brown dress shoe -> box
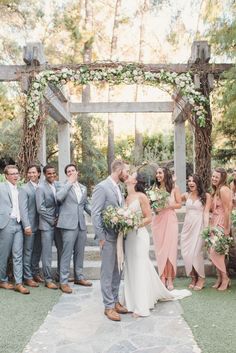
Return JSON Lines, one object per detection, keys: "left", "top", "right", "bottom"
{"left": 104, "top": 308, "right": 121, "bottom": 321}
{"left": 45, "top": 282, "right": 58, "bottom": 290}
{"left": 60, "top": 284, "right": 72, "bottom": 294}
{"left": 24, "top": 279, "right": 39, "bottom": 288}
{"left": 74, "top": 279, "right": 92, "bottom": 287}
{"left": 33, "top": 275, "right": 44, "bottom": 283}
{"left": 115, "top": 302, "right": 128, "bottom": 314}
{"left": 0, "top": 282, "right": 14, "bottom": 290}
{"left": 15, "top": 284, "right": 30, "bottom": 294}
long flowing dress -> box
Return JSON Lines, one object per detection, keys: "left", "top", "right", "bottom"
{"left": 181, "top": 197, "right": 205, "bottom": 278}
{"left": 122, "top": 199, "right": 191, "bottom": 317}
{"left": 209, "top": 196, "right": 227, "bottom": 273}
{"left": 151, "top": 192, "right": 178, "bottom": 277}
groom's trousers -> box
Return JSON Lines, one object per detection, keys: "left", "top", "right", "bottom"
{"left": 100, "top": 239, "right": 121, "bottom": 308}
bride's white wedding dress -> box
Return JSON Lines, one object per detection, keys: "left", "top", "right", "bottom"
{"left": 122, "top": 198, "right": 191, "bottom": 317}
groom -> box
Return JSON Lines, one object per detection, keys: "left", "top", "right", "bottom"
{"left": 91, "top": 159, "right": 129, "bottom": 321}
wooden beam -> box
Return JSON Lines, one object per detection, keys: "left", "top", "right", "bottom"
{"left": 44, "top": 87, "right": 71, "bottom": 123}
{"left": 0, "top": 62, "right": 233, "bottom": 82}
{"left": 69, "top": 101, "right": 174, "bottom": 113}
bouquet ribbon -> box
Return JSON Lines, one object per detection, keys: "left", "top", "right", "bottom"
{"left": 117, "top": 231, "right": 124, "bottom": 273}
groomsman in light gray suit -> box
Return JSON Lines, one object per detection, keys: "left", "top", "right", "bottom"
{"left": 57, "top": 164, "right": 92, "bottom": 294}
{"left": 91, "top": 159, "right": 129, "bottom": 321}
{"left": 19, "top": 164, "right": 42, "bottom": 287}
{"left": 36, "top": 165, "right": 61, "bottom": 289}
{"left": 0, "top": 165, "right": 29, "bottom": 294}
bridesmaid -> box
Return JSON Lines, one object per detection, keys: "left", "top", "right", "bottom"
{"left": 230, "top": 167, "right": 236, "bottom": 209}
{"left": 152, "top": 167, "right": 181, "bottom": 290}
{"left": 210, "top": 167, "right": 232, "bottom": 291}
{"left": 181, "top": 174, "right": 211, "bottom": 291}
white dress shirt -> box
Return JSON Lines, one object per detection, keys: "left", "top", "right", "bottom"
{"left": 7, "top": 181, "right": 20, "bottom": 222}
{"left": 73, "top": 182, "right": 82, "bottom": 204}
{"left": 108, "top": 176, "right": 122, "bottom": 205}
{"left": 30, "top": 180, "right": 39, "bottom": 190}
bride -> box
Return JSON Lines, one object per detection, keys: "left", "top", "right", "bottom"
{"left": 122, "top": 172, "right": 191, "bottom": 317}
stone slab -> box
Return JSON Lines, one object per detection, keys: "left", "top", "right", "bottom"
{"left": 23, "top": 281, "right": 201, "bottom": 353}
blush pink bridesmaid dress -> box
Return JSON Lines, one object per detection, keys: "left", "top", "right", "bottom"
{"left": 209, "top": 196, "right": 227, "bottom": 273}
{"left": 181, "top": 197, "right": 205, "bottom": 278}
{"left": 152, "top": 192, "right": 178, "bottom": 278}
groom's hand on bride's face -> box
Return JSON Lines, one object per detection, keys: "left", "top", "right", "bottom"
{"left": 99, "top": 239, "right": 105, "bottom": 249}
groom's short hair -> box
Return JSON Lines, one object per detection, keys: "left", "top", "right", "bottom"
{"left": 111, "top": 159, "right": 125, "bottom": 172}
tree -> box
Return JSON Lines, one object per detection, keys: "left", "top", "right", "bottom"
{"left": 207, "top": 1, "right": 236, "bottom": 163}
{"left": 107, "top": 0, "right": 122, "bottom": 173}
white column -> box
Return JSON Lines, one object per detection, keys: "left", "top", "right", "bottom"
{"left": 174, "top": 121, "right": 186, "bottom": 193}
{"left": 37, "top": 127, "right": 46, "bottom": 173}
{"left": 58, "top": 122, "right": 71, "bottom": 181}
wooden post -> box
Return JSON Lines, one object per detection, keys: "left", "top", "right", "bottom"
{"left": 189, "top": 41, "right": 213, "bottom": 190}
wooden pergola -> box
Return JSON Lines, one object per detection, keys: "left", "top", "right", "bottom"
{"left": 0, "top": 41, "right": 232, "bottom": 191}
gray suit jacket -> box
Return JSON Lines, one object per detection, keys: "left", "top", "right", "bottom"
{"left": 19, "top": 182, "right": 39, "bottom": 232}
{"left": 56, "top": 182, "right": 91, "bottom": 231}
{"left": 36, "top": 181, "right": 59, "bottom": 231}
{"left": 0, "top": 182, "right": 17, "bottom": 229}
{"left": 91, "top": 177, "right": 123, "bottom": 242}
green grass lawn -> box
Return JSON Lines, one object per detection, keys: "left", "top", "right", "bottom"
{"left": 0, "top": 284, "right": 61, "bottom": 353}
{"left": 175, "top": 277, "right": 236, "bottom": 353}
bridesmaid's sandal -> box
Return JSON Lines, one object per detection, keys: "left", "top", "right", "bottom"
{"left": 212, "top": 278, "right": 222, "bottom": 289}
{"left": 193, "top": 278, "right": 205, "bottom": 291}
{"left": 167, "top": 278, "right": 174, "bottom": 291}
{"left": 217, "top": 279, "right": 231, "bottom": 291}
{"left": 188, "top": 276, "right": 197, "bottom": 289}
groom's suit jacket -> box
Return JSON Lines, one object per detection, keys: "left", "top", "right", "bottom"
{"left": 56, "top": 182, "right": 91, "bottom": 230}
{"left": 91, "top": 177, "right": 123, "bottom": 242}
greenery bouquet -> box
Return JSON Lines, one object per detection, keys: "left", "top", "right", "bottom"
{"left": 103, "top": 205, "right": 141, "bottom": 239}
{"left": 201, "top": 226, "right": 233, "bottom": 256}
{"left": 232, "top": 210, "right": 236, "bottom": 227}
{"left": 146, "top": 186, "right": 169, "bottom": 213}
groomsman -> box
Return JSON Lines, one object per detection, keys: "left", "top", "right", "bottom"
{"left": 0, "top": 165, "right": 30, "bottom": 294}
{"left": 36, "top": 165, "right": 61, "bottom": 289}
{"left": 19, "top": 164, "right": 42, "bottom": 287}
{"left": 57, "top": 164, "right": 92, "bottom": 294}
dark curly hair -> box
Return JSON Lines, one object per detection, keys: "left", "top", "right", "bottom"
{"left": 134, "top": 173, "right": 146, "bottom": 194}
{"left": 155, "top": 167, "right": 173, "bottom": 194}
{"left": 187, "top": 174, "right": 206, "bottom": 205}
{"left": 212, "top": 167, "right": 228, "bottom": 197}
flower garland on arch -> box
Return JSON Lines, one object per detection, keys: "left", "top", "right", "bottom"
{"left": 26, "top": 64, "right": 208, "bottom": 128}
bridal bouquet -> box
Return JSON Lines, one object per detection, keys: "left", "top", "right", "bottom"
{"left": 146, "top": 186, "right": 169, "bottom": 213}
{"left": 103, "top": 205, "right": 141, "bottom": 239}
{"left": 201, "top": 226, "right": 233, "bottom": 256}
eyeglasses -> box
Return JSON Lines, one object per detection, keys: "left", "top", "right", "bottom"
{"left": 7, "top": 173, "right": 19, "bottom": 176}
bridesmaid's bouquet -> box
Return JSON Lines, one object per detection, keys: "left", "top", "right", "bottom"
{"left": 232, "top": 210, "right": 236, "bottom": 227}
{"left": 103, "top": 205, "right": 141, "bottom": 239}
{"left": 146, "top": 186, "right": 169, "bottom": 213}
{"left": 201, "top": 226, "right": 233, "bottom": 256}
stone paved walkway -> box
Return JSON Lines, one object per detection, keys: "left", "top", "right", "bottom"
{"left": 23, "top": 281, "right": 201, "bottom": 353}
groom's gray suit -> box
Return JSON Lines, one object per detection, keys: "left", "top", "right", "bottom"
{"left": 91, "top": 177, "right": 123, "bottom": 309}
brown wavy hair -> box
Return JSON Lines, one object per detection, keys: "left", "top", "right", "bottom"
{"left": 155, "top": 167, "right": 174, "bottom": 194}
{"left": 187, "top": 174, "right": 206, "bottom": 205}
{"left": 212, "top": 167, "right": 228, "bottom": 197}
